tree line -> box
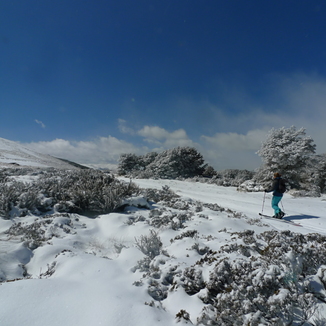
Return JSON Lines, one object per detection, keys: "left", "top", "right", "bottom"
{"left": 118, "top": 126, "right": 326, "bottom": 196}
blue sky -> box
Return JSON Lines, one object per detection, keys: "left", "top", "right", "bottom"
{"left": 1, "top": 1, "right": 326, "bottom": 170}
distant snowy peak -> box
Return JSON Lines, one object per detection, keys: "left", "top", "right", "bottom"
{"left": 0, "top": 137, "right": 84, "bottom": 170}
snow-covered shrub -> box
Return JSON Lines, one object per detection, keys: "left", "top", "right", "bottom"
{"left": 195, "top": 230, "right": 326, "bottom": 325}
{"left": 213, "top": 169, "right": 255, "bottom": 187}
{"left": 175, "top": 309, "right": 192, "bottom": 324}
{"left": 290, "top": 185, "right": 322, "bottom": 197}
{"left": 0, "top": 169, "right": 141, "bottom": 217}
{"left": 185, "top": 169, "right": 255, "bottom": 188}
{"left": 118, "top": 147, "right": 206, "bottom": 179}
{"left": 118, "top": 148, "right": 256, "bottom": 186}
{"left": 0, "top": 180, "right": 28, "bottom": 218}
{"left": 202, "top": 203, "right": 224, "bottom": 212}
{"left": 148, "top": 208, "right": 173, "bottom": 228}
{"left": 147, "top": 279, "right": 168, "bottom": 301}
{"left": 182, "top": 266, "right": 206, "bottom": 295}
{"left": 135, "top": 229, "right": 162, "bottom": 259}
{"left": 147, "top": 147, "right": 206, "bottom": 179}
{"left": 155, "top": 229, "right": 326, "bottom": 325}
{"left": 5, "top": 214, "right": 75, "bottom": 249}
{"left": 202, "top": 165, "right": 217, "bottom": 178}
{"left": 142, "top": 185, "right": 180, "bottom": 203}
{"left": 0, "top": 167, "right": 36, "bottom": 179}
{"left": 191, "top": 243, "right": 210, "bottom": 256}
{"left": 171, "top": 212, "right": 193, "bottom": 230}
{"left": 117, "top": 153, "right": 144, "bottom": 175}
{"left": 39, "top": 262, "right": 57, "bottom": 278}
{"left": 173, "top": 230, "right": 198, "bottom": 241}
{"left": 317, "top": 265, "right": 326, "bottom": 288}
{"left": 294, "top": 153, "right": 326, "bottom": 196}
{"left": 237, "top": 180, "right": 264, "bottom": 192}
{"left": 6, "top": 220, "right": 47, "bottom": 249}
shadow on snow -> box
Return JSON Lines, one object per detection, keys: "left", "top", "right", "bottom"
{"left": 285, "top": 214, "right": 320, "bottom": 221}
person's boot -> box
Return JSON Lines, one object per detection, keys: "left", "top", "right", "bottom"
{"left": 275, "top": 211, "right": 285, "bottom": 219}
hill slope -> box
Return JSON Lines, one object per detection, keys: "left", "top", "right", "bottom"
{"left": 0, "top": 137, "right": 84, "bottom": 169}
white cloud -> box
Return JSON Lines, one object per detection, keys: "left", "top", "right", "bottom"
{"left": 118, "top": 119, "right": 136, "bottom": 135}
{"left": 201, "top": 129, "right": 268, "bottom": 151}
{"left": 25, "top": 136, "right": 148, "bottom": 166}
{"left": 272, "top": 73, "right": 326, "bottom": 153}
{"left": 24, "top": 127, "right": 264, "bottom": 171}
{"left": 25, "top": 72, "right": 326, "bottom": 173}
{"left": 138, "top": 125, "right": 173, "bottom": 140}
{"left": 119, "top": 119, "right": 196, "bottom": 149}
{"left": 24, "top": 125, "right": 201, "bottom": 169}
{"left": 35, "top": 120, "right": 46, "bottom": 128}
{"left": 137, "top": 125, "right": 194, "bottom": 148}
{"left": 198, "top": 129, "right": 270, "bottom": 170}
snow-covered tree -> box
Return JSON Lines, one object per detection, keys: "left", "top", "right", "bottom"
{"left": 302, "top": 153, "right": 326, "bottom": 196}
{"left": 256, "top": 126, "right": 316, "bottom": 188}
{"left": 202, "top": 165, "right": 217, "bottom": 178}
{"left": 118, "top": 147, "right": 207, "bottom": 179}
{"left": 117, "top": 153, "right": 142, "bottom": 175}
{"left": 146, "top": 147, "right": 206, "bottom": 179}
{"left": 141, "top": 151, "right": 158, "bottom": 166}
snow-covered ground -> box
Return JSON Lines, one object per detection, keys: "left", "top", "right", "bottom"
{"left": 131, "top": 178, "right": 326, "bottom": 235}
{"left": 1, "top": 177, "right": 326, "bottom": 325}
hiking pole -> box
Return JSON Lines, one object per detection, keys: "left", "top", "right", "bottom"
{"left": 281, "top": 200, "right": 286, "bottom": 215}
{"left": 261, "top": 192, "right": 266, "bottom": 215}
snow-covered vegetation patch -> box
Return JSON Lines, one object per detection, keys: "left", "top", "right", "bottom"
{"left": 1, "top": 168, "right": 326, "bottom": 325}
{"left": 129, "top": 210, "right": 326, "bottom": 325}
{"left": 118, "top": 146, "right": 207, "bottom": 179}
{"left": 0, "top": 168, "right": 140, "bottom": 218}
{"left": 118, "top": 146, "right": 255, "bottom": 187}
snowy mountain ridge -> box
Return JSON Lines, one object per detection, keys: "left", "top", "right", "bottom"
{"left": 0, "top": 137, "right": 83, "bottom": 169}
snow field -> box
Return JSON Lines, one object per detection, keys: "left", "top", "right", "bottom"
{"left": 1, "top": 178, "right": 326, "bottom": 325}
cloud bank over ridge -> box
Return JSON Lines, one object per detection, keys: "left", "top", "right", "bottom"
{"left": 25, "top": 73, "right": 326, "bottom": 171}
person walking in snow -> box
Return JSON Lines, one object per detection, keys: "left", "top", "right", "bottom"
{"left": 265, "top": 172, "right": 286, "bottom": 219}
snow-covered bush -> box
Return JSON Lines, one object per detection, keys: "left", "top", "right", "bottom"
{"left": 118, "top": 147, "right": 206, "bottom": 179}
{"left": 118, "top": 148, "right": 256, "bottom": 187}
{"left": 0, "top": 169, "right": 141, "bottom": 218}
{"left": 296, "top": 153, "right": 326, "bottom": 196}
{"left": 175, "top": 310, "right": 192, "bottom": 324}
{"left": 147, "top": 208, "right": 193, "bottom": 230}
{"left": 117, "top": 153, "right": 143, "bottom": 175}
{"left": 202, "top": 165, "right": 217, "bottom": 178}
{"left": 186, "top": 169, "right": 255, "bottom": 188}
{"left": 134, "top": 226, "right": 326, "bottom": 325}
{"left": 142, "top": 185, "right": 180, "bottom": 203}
{"left": 0, "top": 167, "right": 36, "bottom": 179}
{"left": 213, "top": 169, "right": 255, "bottom": 187}
{"left": 5, "top": 213, "right": 75, "bottom": 249}
{"left": 0, "top": 181, "right": 27, "bottom": 218}
{"left": 147, "top": 147, "right": 206, "bottom": 179}
{"left": 135, "top": 229, "right": 162, "bottom": 259}
{"left": 118, "top": 152, "right": 159, "bottom": 176}
{"left": 189, "top": 230, "right": 326, "bottom": 325}
{"left": 237, "top": 179, "right": 264, "bottom": 192}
